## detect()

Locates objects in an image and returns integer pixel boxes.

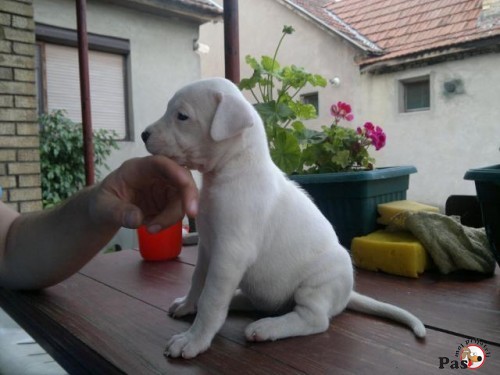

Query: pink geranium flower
[330,101,354,122]
[357,122,386,150]
[326,100,386,171]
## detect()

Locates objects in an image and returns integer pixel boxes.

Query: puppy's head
[142,78,255,172]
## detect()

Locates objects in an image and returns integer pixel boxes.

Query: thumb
[116,203,144,229]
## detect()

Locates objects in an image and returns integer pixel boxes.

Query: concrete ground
[0,308,66,375]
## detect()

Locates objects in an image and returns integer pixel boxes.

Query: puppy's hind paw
[168,296,197,318]
[245,318,278,342]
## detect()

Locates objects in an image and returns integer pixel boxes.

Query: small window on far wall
[301,92,319,117]
[400,76,430,112]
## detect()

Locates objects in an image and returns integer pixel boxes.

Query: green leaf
[289,102,317,120]
[310,74,327,87]
[238,78,256,91]
[281,66,307,88]
[291,121,305,133]
[261,56,280,73]
[270,129,301,175]
[282,25,295,35]
[254,101,277,121]
[275,102,295,120]
[303,129,327,144]
[332,150,351,169]
[245,55,260,70]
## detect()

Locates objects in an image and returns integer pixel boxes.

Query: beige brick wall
[0,0,42,212]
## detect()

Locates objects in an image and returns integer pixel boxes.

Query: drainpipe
[76,0,95,186]
[223,0,240,84]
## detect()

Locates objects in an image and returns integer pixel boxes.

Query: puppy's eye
[177,112,189,121]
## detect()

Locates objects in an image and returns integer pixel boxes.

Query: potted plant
[289,103,416,248]
[239,26,416,247]
[464,164,500,266]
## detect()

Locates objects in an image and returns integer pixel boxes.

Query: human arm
[0,156,198,290]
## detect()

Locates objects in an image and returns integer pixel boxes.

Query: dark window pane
[405,80,430,111]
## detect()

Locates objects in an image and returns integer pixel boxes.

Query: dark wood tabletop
[1,246,499,375]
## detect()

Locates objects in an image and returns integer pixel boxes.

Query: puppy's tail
[347,291,426,338]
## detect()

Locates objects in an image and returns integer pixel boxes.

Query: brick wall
[0,0,42,212]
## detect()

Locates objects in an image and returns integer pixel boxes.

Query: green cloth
[388,211,496,275]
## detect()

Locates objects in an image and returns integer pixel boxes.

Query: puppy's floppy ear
[210,93,254,142]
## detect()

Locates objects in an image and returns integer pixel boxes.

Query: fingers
[119,156,198,216]
[105,195,178,232]
[146,203,184,234]
[96,156,199,231]
[146,156,199,218]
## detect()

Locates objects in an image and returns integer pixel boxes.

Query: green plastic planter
[464,165,500,266]
[290,166,417,248]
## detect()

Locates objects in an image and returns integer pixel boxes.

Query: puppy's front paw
[164,331,209,359]
[168,296,197,318]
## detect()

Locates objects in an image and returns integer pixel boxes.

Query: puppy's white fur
[143,78,426,359]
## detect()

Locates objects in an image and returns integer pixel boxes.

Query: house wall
[360,54,500,208]
[33,0,204,248]
[0,0,43,213]
[34,0,202,171]
[201,0,499,209]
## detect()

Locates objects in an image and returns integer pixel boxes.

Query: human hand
[90,156,198,233]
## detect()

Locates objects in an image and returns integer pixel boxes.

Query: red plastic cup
[137,222,183,261]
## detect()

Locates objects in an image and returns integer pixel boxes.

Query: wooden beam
[223,0,240,84]
[76,0,95,186]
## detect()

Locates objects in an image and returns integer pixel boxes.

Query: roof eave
[360,35,500,74]
[100,0,223,24]
[279,0,383,55]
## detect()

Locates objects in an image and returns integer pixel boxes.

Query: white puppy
[142,78,425,359]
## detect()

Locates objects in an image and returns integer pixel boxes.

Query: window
[301,92,319,117]
[400,76,430,112]
[36,24,131,139]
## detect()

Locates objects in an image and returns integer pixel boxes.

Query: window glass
[403,79,430,112]
[301,92,319,117]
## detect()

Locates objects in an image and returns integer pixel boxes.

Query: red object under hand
[137,222,182,261]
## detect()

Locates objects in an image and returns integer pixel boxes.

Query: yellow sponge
[351,230,430,278]
[377,200,439,225]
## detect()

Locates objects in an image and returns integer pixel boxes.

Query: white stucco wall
[201,0,499,210]
[360,54,500,208]
[34,0,204,248]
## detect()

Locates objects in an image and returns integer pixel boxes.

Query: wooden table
[1,247,499,374]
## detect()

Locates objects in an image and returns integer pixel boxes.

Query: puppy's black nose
[141,131,150,143]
